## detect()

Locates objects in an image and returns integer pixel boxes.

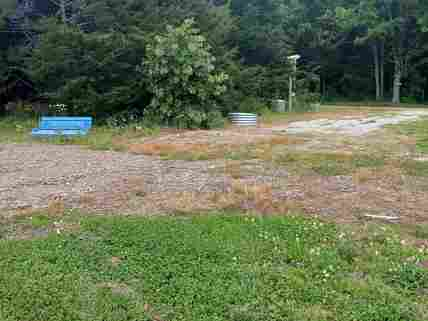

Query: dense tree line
[1,0,428,125]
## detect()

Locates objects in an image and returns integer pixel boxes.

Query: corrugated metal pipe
[228,113,257,126]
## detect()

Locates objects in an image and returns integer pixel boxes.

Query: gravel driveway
[0,144,232,213]
[273,110,428,136]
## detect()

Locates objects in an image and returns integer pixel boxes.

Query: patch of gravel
[0,144,220,211]
[0,144,288,213]
[273,111,428,136]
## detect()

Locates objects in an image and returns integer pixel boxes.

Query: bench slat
[32,129,89,136]
[39,117,92,130]
[32,117,93,137]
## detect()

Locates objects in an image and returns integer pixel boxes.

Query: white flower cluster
[49,103,68,114]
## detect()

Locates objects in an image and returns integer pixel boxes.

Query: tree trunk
[380,41,385,99]
[392,58,401,105]
[321,75,327,99]
[372,44,381,101]
[60,0,67,24]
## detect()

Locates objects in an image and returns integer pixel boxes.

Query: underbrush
[0,117,159,151]
[0,214,427,321]
[0,117,37,143]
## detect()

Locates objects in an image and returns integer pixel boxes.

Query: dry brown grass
[110,256,123,267]
[351,164,405,186]
[268,136,303,146]
[111,137,131,150]
[212,180,302,214]
[231,179,272,197]
[7,207,36,218]
[125,176,146,197]
[129,142,211,156]
[399,135,417,147]
[127,134,303,161]
[47,198,66,216]
[142,192,219,213]
[230,179,274,213]
[224,161,243,179]
[352,168,376,184]
[137,178,304,215]
[79,193,98,208]
[5,203,67,221]
[128,142,228,161]
[79,177,146,210]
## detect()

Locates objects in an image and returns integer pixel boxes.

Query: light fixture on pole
[287,54,301,112]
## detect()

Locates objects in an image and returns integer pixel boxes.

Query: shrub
[105,109,145,128]
[141,19,228,129]
[401,96,418,104]
[237,96,270,115]
[295,92,321,112]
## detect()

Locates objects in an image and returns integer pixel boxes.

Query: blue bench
[31,117,93,137]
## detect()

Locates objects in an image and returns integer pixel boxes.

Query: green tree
[336,0,388,101]
[29,20,147,117]
[337,0,424,104]
[141,19,228,128]
[0,0,16,13]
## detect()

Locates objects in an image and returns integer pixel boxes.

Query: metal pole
[293,62,297,110]
[289,74,293,112]
[287,55,300,113]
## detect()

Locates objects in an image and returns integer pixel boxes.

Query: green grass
[389,119,428,154]
[0,117,159,151]
[259,110,296,124]
[385,118,428,176]
[259,107,334,124]
[275,152,385,176]
[1,214,427,321]
[324,101,428,109]
[0,117,38,143]
[28,214,52,228]
[399,159,428,177]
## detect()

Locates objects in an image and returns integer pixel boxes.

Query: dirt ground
[2,107,428,225]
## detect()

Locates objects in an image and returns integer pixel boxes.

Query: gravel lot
[2,110,428,222]
[0,144,229,212]
[0,143,288,214]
